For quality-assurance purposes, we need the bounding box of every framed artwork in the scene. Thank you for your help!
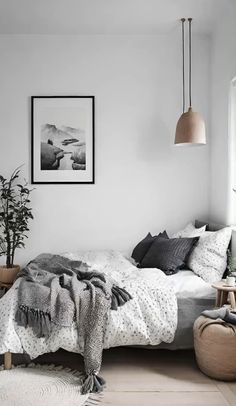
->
[31,96,95,184]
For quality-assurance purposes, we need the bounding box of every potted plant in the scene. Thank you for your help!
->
[0,167,34,284]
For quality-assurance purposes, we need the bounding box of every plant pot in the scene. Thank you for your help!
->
[0,265,20,284]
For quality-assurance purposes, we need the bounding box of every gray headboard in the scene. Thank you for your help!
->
[195,219,228,232]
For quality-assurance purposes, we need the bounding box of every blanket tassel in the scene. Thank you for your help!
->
[16,305,51,338]
[111,285,132,310]
[81,373,106,394]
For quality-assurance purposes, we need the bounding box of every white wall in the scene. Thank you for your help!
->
[0,33,210,265]
[210,0,236,224]
[229,80,236,226]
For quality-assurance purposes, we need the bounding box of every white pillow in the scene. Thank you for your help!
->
[172,222,206,238]
[187,227,232,283]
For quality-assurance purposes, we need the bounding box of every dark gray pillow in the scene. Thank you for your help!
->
[140,236,199,274]
[131,231,168,264]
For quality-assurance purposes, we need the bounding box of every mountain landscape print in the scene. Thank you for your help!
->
[32,96,94,184]
[41,123,86,170]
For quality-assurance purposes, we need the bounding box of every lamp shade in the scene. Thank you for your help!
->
[175,107,206,145]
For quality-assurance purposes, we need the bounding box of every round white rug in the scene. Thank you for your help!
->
[0,364,102,406]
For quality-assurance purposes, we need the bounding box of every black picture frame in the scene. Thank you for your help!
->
[31,96,95,184]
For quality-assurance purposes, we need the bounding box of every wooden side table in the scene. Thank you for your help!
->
[212,280,236,310]
[0,281,13,291]
[0,281,13,297]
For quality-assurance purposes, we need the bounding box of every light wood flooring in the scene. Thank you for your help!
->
[1,348,236,405]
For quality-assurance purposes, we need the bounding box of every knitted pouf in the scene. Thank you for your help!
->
[194,315,236,381]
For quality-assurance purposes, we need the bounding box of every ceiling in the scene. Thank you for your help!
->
[0,0,232,35]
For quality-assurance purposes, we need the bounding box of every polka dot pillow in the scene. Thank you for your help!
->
[187,227,232,283]
[172,222,206,238]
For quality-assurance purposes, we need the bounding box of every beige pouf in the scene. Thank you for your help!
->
[194,315,236,381]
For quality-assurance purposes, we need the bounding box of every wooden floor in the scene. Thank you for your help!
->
[2,348,236,405]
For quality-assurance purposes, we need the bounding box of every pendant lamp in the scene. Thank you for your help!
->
[175,18,206,146]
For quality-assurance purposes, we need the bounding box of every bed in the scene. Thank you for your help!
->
[0,253,215,357]
[0,220,228,368]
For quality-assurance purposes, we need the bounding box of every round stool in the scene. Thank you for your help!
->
[194,315,236,381]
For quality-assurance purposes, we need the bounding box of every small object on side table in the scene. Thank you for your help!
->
[212,280,236,310]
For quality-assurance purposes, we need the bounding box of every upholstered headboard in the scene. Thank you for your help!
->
[195,219,228,232]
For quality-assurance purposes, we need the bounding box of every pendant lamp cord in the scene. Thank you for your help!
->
[181,18,185,113]
[188,18,192,108]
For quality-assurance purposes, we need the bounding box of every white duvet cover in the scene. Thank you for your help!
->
[0,251,178,358]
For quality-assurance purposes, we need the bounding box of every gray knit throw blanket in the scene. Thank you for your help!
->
[15,253,132,394]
